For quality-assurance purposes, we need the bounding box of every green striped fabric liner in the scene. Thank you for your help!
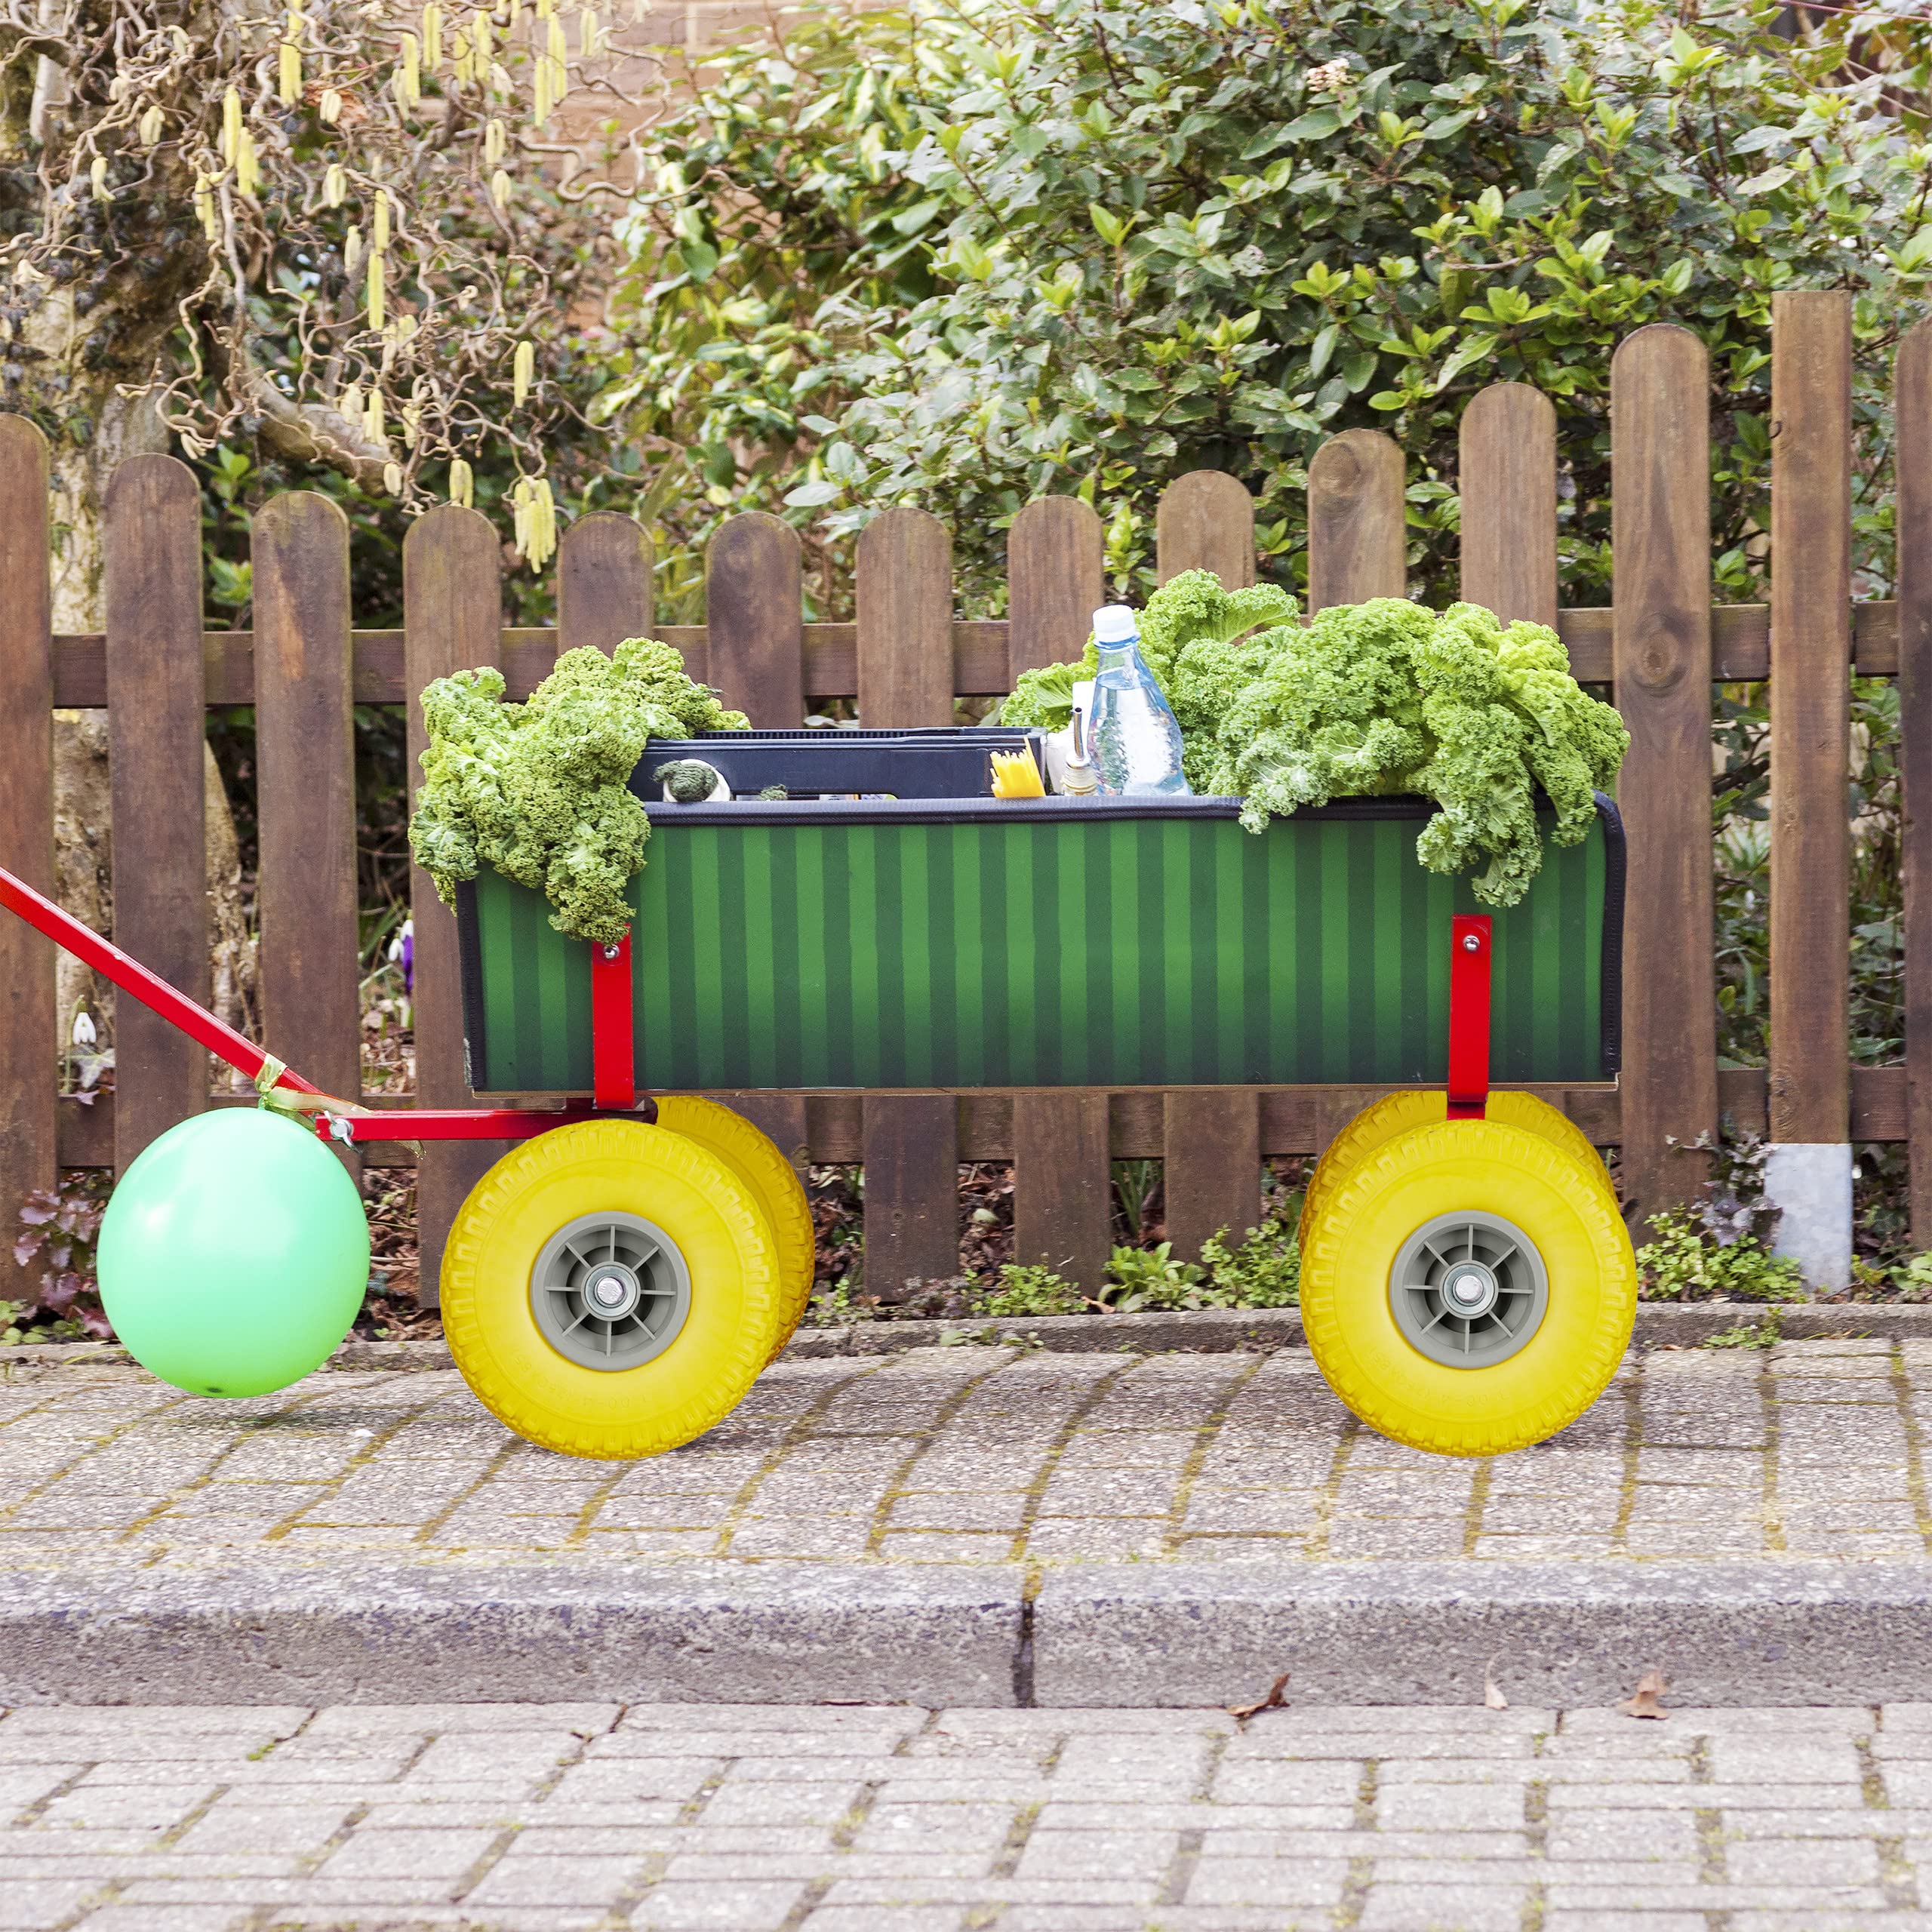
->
[463,806,1611,1094]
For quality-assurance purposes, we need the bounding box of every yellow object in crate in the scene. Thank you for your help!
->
[989,746,1045,798]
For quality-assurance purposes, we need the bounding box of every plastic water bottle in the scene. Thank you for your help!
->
[1088,605,1190,797]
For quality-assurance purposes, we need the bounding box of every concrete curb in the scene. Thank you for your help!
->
[8,1558,1932,1708]
[2,1301,1924,1375]
[0,1562,1024,1709]
[1032,1561,1932,1708]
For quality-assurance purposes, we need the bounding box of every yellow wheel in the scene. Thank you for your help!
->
[441,1118,782,1460]
[1300,1118,1636,1457]
[1300,1089,1614,1254]
[653,1096,814,1363]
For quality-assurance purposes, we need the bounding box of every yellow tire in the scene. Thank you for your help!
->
[653,1095,815,1363]
[1300,1089,1615,1254]
[1300,1118,1636,1457]
[441,1118,782,1460]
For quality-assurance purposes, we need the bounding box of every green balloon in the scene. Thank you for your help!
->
[98,1107,370,1398]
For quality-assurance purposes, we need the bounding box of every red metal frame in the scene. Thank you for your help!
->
[1446,913,1492,1120]
[323,1106,596,1143]
[0,861,644,1148]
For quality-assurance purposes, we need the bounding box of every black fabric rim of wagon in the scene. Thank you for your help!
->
[454,792,1623,1094]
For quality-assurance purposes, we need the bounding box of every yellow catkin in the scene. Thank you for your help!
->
[319,88,343,124]
[452,26,472,82]
[547,14,566,62]
[339,381,361,425]
[366,390,386,445]
[580,6,598,57]
[221,88,242,165]
[450,457,473,507]
[138,105,164,146]
[279,39,302,104]
[90,155,109,201]
[512,338,534,403]
[534,480,556,568]
[533,58,552,124]
[383,461,404,495]
[402,403,421,448]
[422,2,443,69]
[507,0,522,34]
[473,13,491,64]
[399,32,421,106]
[236,128,260,197]
[491,168,512,211]
[325,163,345,208]
[344,224,364,275]
[195,174,217,238]
[374,192,390,252]
[484,117,506,165]
[367,252,385,328]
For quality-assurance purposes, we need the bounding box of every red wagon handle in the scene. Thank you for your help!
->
[0,862,320,1099]
[0,860,642,1145]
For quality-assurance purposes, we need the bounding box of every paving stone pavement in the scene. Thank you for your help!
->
[7,1697,1932,1930]
[2,1338,1928,1574]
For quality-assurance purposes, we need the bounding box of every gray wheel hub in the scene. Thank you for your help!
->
[531,1211,691,1371]
[1389,1211,1547,1368]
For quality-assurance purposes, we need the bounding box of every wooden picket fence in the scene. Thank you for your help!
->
[2,291,1929,1300]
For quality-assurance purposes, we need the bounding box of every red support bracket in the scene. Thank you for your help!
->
[1446,913,1491,1121]
[591,934,636,1111]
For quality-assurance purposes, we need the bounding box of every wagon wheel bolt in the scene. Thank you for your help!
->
[1461,934,1481,952]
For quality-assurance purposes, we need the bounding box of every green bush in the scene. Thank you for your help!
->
[605,0,1928,617]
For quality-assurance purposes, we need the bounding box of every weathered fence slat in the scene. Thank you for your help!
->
[254,493,361,1183]
[105,455,208,1173]
[707,512,804,728]
[856,508,959,1293]
[1008,496,1111,1288]
[1611,325,1718,1220]
[556,511,652,662]
[1900,321,1932,1243]
[0,417,56,1235]
[1303,431,1417,1168]
[404,508,506,1303]
[705,512,810,1176]
[1156,473,1263,1258]
[1155,471,1254,592]
[1308,429,1406,614]
[1769,290,1853,1152]
[1460,384,1559,630]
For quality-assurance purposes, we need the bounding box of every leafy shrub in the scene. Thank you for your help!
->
[606,0,1929,617]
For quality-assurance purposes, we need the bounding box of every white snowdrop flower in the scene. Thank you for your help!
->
[72,1011,97,1048]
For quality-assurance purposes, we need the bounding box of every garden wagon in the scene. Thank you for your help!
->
[0,768,1636,1462]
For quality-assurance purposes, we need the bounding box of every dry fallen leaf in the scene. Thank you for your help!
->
[1484,1661,1508,1711]
[1228,1672,1291,1724]
[1621,1669,1669,1720]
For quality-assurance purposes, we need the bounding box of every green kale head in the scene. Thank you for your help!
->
[408,637,749,945]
